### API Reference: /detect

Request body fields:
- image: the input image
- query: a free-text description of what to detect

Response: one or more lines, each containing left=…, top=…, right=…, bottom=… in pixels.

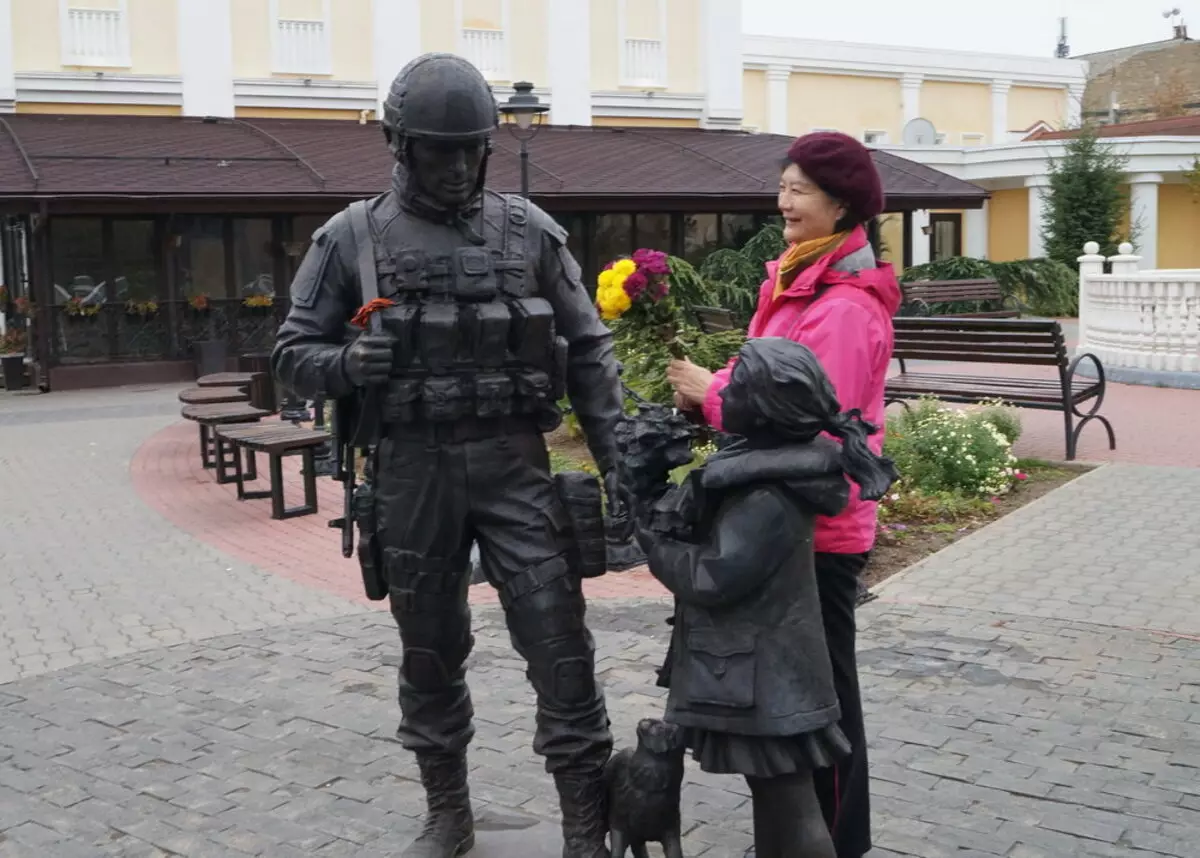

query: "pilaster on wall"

left=1066, top=83, right=1085, bottom=129
left=178, top=0, right=234, bottom=117
left=965, top=203, right=989, bottom=259
left=0, top=0, right=14, bottom=112
left=375, top=0, right=422, bottom=120
left=766, top=65, right=790, bottom=135
left=990, top=79, right=1011, bottom=144
left=547, top=0, right=591, bottom=126
left=910, top=209, right=931, bottom=267
left=900, top=73, right=922, bottom=125
left=1129, top=173, right=1163, bottom=269
left=700, top=0, right=743, bottom=129
left=1026, top=176, right=1051, bottom=259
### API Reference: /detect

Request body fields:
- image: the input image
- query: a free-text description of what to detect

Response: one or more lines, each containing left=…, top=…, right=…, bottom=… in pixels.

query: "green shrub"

left=900, top=255, right=1079, bottom=317
left=885, top=398, right=1021, bottom=497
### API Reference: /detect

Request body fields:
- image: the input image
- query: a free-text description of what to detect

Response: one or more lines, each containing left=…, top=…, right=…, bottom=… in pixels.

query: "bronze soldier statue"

left=272, top=53, right=629, bottom=858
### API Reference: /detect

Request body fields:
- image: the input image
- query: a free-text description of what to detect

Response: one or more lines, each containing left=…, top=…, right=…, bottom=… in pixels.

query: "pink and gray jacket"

left=701, top=225, right=902, bottom=555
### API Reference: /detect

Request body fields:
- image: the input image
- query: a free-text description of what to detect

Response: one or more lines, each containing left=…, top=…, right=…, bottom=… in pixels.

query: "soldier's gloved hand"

left=344, top=334, right=394, bottom=387
left=603, top=467, right=636, bottom=541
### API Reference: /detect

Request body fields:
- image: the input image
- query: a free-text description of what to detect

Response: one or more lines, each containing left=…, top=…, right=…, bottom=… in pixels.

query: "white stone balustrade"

left=62, top=7, right=129, bottom=67
left=274, top=18, right=330, bottom=74
left=1077, top=241, right=1200, bottom=380
left=622, top=38, right=666, bottom=87
left=462, top=28, right=508, bottom=81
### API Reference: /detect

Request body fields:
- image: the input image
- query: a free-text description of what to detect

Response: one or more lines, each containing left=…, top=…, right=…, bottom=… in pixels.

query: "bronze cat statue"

left=604, top=718, right=686, bottom=858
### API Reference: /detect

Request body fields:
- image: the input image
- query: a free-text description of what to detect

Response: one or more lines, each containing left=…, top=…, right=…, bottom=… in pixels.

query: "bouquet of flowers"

left=595, top=248, right=683, bottom=357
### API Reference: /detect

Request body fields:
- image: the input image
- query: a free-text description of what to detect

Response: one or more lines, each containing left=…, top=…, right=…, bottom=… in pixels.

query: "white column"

left=990, top=79, right=1011, bottom=143
left=965, top=201, right=989, bottom=259
left=900, top=73, right=922, bottom=125
left=1066, top=83, right=1085, bottom=128
left=700, top=0, right=742, bottom=129
left=547, top=0, right=591, bottom=125
left=910, top=210, right=931, bottom=267
left=1026, top=176, right=1050, bottom=258
left=1129, top=172, right=1162, bottom=269
left=178, top=0, right=235, bottom=116
left=766, top=65, right=790, bottom=135
left=1076, top=241, right=1105, bottom=356
left=0, top=0, right=14, bottom=112
left=375, top=0, right=423, bottom=120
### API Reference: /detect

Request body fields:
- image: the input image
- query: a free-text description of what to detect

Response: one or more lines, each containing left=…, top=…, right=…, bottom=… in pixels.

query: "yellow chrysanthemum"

left=613, top=259, right=636, bottom=277
left=597, top=269, right=616, bottom=290
left=595, top=282, right=631, bottom=320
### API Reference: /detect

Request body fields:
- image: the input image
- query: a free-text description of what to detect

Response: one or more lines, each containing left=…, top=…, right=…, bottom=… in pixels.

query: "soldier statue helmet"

left=271, top=52, right=630, bottom=858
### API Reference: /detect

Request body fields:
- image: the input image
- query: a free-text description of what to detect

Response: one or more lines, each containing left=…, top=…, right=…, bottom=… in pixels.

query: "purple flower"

left=623, top=270, right=648, bottom=299
left=649, top=279, right=669, bottom=301
left=632, top=248, right=671, bottom=277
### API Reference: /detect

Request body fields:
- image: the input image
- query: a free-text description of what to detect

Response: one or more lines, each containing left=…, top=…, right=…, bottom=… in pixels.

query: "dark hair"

left=724, top=338, right=898, bottom=501
left=778, top=158, right=863, bottom=233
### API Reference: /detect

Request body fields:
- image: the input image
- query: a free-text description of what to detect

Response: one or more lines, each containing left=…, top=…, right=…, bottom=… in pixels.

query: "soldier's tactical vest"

left=369, top=193, right=566, bottom=432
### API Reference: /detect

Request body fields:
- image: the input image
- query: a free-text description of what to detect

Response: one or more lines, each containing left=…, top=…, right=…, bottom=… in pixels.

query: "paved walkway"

left=0, top=385, right=1198, bottom=857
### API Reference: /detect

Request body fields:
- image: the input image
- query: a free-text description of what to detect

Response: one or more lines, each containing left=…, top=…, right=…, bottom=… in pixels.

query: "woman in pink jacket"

left=668, top=131, right=900, bottom=858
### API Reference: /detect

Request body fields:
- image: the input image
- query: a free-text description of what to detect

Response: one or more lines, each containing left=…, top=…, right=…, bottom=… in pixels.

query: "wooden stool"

left=197, top=372, right=257, bottom=388
left=179, top=387, right=250, bottom=406
left=214, top=423, right=331, bottom=519
left=181, top=402, right=271, bottom=473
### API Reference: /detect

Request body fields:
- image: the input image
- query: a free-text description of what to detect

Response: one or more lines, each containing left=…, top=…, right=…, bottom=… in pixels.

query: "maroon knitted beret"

left=786, top=131, right=885, bottom=222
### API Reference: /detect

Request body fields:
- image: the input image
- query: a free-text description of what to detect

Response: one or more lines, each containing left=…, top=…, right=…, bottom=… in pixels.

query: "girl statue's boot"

left=403, top=753, right=475, bottom=858
left=553, top=770, right=610, bottom=858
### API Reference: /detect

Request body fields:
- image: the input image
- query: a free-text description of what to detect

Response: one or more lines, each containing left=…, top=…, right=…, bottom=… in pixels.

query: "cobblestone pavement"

left=2, top=386, right=1200, bottom=856
left=876, top=464, right=1200, bottom=637
left=0, top=599, right=1197, bottom=857
left=0, top=387, right=363, bottom=684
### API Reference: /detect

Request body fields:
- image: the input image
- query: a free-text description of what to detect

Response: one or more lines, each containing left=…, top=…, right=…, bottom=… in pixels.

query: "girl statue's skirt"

left=687, top=723, right=852, bottom=777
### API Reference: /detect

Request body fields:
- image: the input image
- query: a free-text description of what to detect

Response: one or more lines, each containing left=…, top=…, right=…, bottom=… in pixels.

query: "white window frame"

left=454, top=0, right=512, bottom=82
left=809, top=127, right=839, bottom=133
left=617, top=0, right=669, bottom=88
left=59, top=0, right=131, bottom=68
left=863, top=129, right=889, bottom=145
left=961, top=132, right=986, bottom=146
left=934, top=132, right=947, bottom=145
left=269, top=0, right=333, bottom=76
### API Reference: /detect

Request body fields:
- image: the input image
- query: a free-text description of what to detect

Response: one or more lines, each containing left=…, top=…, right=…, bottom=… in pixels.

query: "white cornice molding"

left=233, top=77, right=376, bottom=111
left=15, top=71, right=181, bottom=104
left=591, top=90, right=705, bottom=119
left=877, top=137, right=1200, bottom=184
left=743, top=34, right=1089, bottom=88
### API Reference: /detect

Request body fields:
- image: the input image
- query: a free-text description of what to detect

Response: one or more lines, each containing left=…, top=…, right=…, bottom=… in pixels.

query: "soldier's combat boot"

left=402, top=753, right=475, bottom=858
left=554, top=770, right=610, bottom=858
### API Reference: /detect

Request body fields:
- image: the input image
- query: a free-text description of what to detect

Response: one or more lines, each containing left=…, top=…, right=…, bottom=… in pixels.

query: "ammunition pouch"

left=353, top=478, right=388, bottom=600
left=554, top=471, right=608, bottom=579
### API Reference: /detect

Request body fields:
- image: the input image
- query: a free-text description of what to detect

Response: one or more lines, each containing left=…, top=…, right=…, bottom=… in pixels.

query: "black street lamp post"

left=499, top=81, right=550, bottom=198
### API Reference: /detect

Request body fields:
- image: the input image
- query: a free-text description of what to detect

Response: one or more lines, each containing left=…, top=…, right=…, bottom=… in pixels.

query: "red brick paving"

left=130, top=421, right=667, bottom=605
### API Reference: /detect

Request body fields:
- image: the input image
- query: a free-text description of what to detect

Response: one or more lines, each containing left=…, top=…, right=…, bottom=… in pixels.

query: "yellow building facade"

left=0, top=0, right=738, bottom=128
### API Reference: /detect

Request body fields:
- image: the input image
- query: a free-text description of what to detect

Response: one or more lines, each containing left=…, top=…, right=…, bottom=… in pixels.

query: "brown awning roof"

left=0, top=114, right=987, bottom=211
left=1027, top=114, right=1200, bottom=140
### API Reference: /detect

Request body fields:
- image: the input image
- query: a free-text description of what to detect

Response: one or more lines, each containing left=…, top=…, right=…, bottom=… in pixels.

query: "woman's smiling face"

left=777, top=163, right=848, bottom=244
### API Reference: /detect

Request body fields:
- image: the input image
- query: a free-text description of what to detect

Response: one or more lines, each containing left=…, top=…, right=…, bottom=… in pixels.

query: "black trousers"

left=373, top=429, right=612, bottom=775
left=811, top=552, right=872, bottom=858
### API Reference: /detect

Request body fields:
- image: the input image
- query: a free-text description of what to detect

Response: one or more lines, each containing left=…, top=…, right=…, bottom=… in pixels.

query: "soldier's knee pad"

left=401, top=648, right=452, bottom=692
left=525, top=637, right=598, bottom=707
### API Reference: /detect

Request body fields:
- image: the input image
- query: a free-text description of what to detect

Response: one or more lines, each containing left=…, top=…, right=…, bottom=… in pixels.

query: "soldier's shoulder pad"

left=312, top=210, right=353, bottom=246
left=524, top=201, right=569, bottom=246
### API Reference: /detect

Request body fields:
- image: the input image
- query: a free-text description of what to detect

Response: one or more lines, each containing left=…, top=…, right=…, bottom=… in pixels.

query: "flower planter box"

left=1, top=353, right=27, bottom=391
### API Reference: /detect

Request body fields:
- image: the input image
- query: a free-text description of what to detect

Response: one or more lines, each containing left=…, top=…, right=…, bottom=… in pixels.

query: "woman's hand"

left=667, top=358, right=715, bottom=407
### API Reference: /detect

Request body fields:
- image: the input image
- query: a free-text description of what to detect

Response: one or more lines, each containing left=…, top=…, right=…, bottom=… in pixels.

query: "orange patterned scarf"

left=773, top=229, right=852, bottom=299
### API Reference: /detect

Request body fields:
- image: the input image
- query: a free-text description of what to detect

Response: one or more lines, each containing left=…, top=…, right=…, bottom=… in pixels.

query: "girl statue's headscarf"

left=720, top=337, right=899, bottom=501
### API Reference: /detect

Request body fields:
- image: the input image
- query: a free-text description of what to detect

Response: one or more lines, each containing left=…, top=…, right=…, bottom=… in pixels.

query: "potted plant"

left=1, top=327, right=27, bottom=391
left=242, top=294, right=274, bottom=314
left=186, top=292, right=226, bottom=376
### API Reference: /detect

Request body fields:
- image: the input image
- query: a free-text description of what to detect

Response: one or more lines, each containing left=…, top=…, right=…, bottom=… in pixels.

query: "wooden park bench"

left=884, top=318, right=1116, bottom=461
left=213, top=423, right=331, bottom=520
left=180, top=402, right=272, bottom=472
left=692, top=306, right=739, bottom=333
left=196, top=370, right=275, bottom=411
left=900, top=279, right=1021, bottom=318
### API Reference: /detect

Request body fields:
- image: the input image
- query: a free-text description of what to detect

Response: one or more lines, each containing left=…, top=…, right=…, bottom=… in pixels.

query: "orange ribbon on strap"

left=351, top=297, right=396, bottom=329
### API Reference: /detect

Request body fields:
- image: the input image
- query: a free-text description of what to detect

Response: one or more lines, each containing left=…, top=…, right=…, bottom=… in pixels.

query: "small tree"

left=1041, top=125, right=1131, bottom=268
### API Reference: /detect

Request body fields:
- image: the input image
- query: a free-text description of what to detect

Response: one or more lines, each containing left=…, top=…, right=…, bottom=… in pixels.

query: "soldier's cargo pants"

left=374, top=425, right=613, bottom=774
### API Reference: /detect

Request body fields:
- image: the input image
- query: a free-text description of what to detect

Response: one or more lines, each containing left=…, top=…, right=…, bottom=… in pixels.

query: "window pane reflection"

left=51, top=218, right=104, bottom=306
left=112, top=220, right=158, bottom=303
left=592, top=214, right=632, bottom=270
left=233, top=219, right=274, bottom=297
left=683, top=214, right=720, bottom=264
left=177, top=216, right=227, bottom=300
left=721, top=214, right=759, bottom=250
left=634, top=213, right=671, bottom=252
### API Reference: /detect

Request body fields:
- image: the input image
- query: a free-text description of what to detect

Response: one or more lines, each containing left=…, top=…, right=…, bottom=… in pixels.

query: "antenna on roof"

left=1056, top=17, right=1069, bottom=58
